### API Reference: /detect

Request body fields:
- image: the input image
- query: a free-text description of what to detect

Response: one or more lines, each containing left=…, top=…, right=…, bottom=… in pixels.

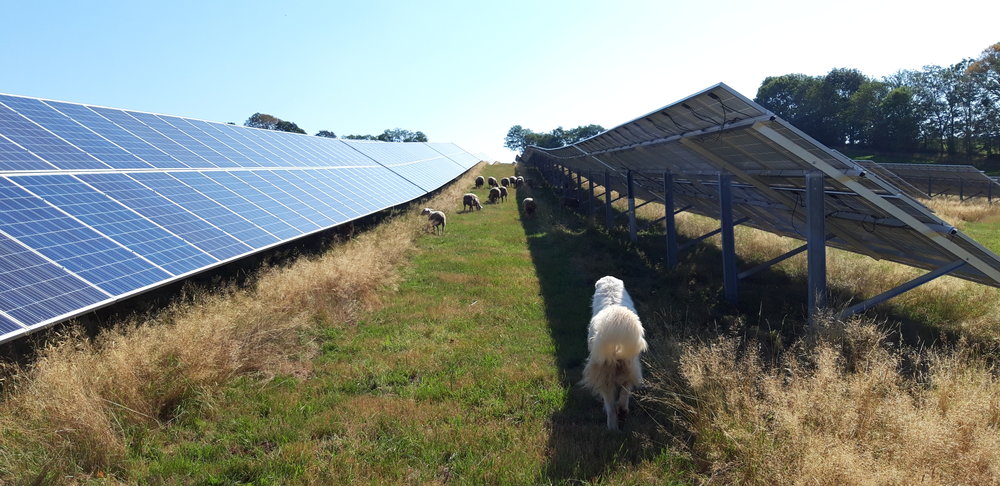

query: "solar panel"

left=522, top=83, right=1000, bottom=292
left=857, top=162, right=1000, bottom=199
left=0, top=93, right=479, bottom=343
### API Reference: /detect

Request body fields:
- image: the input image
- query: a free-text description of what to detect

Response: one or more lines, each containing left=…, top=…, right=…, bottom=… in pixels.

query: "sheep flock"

left=419, top=175, right=530, bottom=235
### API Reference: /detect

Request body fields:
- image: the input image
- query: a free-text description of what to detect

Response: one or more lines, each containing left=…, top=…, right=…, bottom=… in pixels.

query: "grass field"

left=1, top=163, right=998, bottom=484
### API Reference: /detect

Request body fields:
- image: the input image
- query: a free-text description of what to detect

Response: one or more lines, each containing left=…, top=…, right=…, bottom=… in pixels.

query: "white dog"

left=581, top=276, right=647, bottom=430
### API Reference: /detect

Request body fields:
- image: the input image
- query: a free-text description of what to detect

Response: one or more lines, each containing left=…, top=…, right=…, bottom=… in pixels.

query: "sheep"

left=522, top=197, right=536, bottom=217
left=498, top=185, right=508, bottom=202
left=501, top=177, right=510, bottom=187
left=475, top=176, right=485, bottom=188
left=516, top=176, right=525, bottom=187
left=420, top=207, right=446, bottom=234
left=488, top=186, right=501, bottom=204
left=463, top=193, right=483, bottom=211
left=582, top=276, right=647, bottom=431
left=488, top=176, right=498, bottom=187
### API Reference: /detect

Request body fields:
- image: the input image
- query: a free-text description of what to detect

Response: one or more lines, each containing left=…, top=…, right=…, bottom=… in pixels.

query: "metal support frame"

left=738, top=243, right=809, bottom=280
left=838, top=260, right=967, bottom=319
left=719, top=173, right=738, bottom=304
left=678, top=216, right=751, bottom=251
left=588, top=171, right=595, bottom=215
left=664, top=172, right=679, bottom=267
left=604, top=170, right=613, bottom=230
left=806, top=172, right=828, bottom=318
left=627, top=170, right=638, bottom=242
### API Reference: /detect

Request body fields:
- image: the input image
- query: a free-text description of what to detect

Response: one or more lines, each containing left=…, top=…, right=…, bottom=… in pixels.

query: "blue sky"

left=2, top=0, right=998, bottom=162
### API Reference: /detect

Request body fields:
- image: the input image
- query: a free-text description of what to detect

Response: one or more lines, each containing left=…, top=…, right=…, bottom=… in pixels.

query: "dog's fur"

left=581, top=276, right=647, bottom=430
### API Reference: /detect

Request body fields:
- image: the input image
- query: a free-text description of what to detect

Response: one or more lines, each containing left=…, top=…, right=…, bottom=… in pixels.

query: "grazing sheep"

left=475, top=176, right=485, bottom=188
left=517, top=176, right=525, bottom=187
left=498, top=186, right=508, bottom=202
left=501, top=177, right=510, bottom=187
left=488, top=186, right=501, bottom=204
left=420, top=207, right=446, bottom=234
left=522, top=197, right=536, bottom=217
left=463, top=193, right=483, bottom=211
left=488, top=176, right=498, bottom=187
left=582, top=276, right=647, bottom=431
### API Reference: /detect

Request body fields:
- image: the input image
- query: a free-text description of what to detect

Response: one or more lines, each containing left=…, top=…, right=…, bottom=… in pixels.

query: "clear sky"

left=2, top=0, right=998, bottom=162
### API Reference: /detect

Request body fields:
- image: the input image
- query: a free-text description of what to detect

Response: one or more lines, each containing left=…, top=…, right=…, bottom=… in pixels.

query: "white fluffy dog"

left=581, top=276, right=647, bottom=430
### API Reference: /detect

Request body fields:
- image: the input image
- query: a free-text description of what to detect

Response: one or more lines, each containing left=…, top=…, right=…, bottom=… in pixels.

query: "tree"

left=376, top=128, right=428, bottom=142
left=274, top=120, right=305, bottom=134
left=504, top=125, right=532, bottom=151
left=503, top=124, right=606, bottom=151
left=316, top=130, right=337, bottom=138
left=244, top=112, right=305, bottom=134
left=342, top=129, right=427, bottom=142
left=564, top=124, right=605, bottom=144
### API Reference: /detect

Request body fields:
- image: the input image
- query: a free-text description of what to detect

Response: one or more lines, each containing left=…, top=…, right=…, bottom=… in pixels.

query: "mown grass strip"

left=116, top=164, right=690, bottom=484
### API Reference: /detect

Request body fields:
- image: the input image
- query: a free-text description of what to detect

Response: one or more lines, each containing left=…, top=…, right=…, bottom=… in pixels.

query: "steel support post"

left=627, top=170, right=638, bottom=242
left=604, top=170, right=613, bottom=231
left=588, top=171, right=595, bottom=215
left=806, top=172, right=828, bottom=319
left=719, top=173, right=738, bottom=304
left=664, top=172, right=679, bottom=268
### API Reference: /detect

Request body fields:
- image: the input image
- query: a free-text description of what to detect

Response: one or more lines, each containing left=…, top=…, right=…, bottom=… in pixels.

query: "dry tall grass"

left=922, top=195, right=997, bottom=225
left=0, top=166, right=483, bottom=482
left=646, top=314, right=1000, bottom=485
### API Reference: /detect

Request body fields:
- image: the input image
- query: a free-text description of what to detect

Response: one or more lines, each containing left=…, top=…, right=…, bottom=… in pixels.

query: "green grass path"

left=127, top=165, right=688, bottom=484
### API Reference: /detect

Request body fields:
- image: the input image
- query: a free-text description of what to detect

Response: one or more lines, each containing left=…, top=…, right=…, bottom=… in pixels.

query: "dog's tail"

left=588, top=305, right=647, bottom=364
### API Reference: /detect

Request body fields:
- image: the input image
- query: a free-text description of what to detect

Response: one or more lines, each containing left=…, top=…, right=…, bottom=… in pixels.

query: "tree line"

left=503, top=43, right=999, bottom=160
left=755, top=42, right=999, bottom=157
left=244, top=113, right=427, bottom=142
left=503, top=124, right=606, bottom=152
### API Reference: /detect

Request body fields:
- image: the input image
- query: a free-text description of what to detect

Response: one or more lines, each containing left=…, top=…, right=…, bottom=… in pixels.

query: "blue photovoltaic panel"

left=89, top=107, right=209, bottom=168
left=0, top=178, right=170, bottom=295
left=247, top=171, right=339, bottom=227
left=0, top=92, right=479, bottom=342
left=265, top=170, right=350, bottom=222
left=427, top=142, right=479, bottom=169
left=43, top=100, right=169, bottom=169
left=129, top=112, right=238, bottom=168
left=0, top=103, right=108, bottom=171
left=128, top=172, right=281, bottom=250
left=343, top=140, right=463, bottom=192
left=227, top=170, right=331, bottom=228
left=0, top=233, right=108, bottom=327
left=11, top=174, right=218, bottom=276
left=167, top=171, right=302, bottom=241
left=0, top=95, right=148, bottom=170
left=168, top=118, right=258, bottom=167
left=76, top=173, right=252, bottom=260
left=200, top=171, right=320, bottom=233
left=186, top=119, right=270, bottom=166
left=0, top=314, right=21, bottom=335
left=0, top=133, right=54, bottom=171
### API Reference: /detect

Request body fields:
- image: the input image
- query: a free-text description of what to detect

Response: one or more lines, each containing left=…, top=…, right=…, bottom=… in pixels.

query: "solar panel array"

left=522, top=83, right=1000, bottom=290
left=855, top=161, right=1000, bottom=199
left=0, top=93, right=478, bottom=343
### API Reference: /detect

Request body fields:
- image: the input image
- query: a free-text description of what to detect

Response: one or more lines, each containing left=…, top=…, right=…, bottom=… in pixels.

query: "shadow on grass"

left=517, top=168, right=698, bottom=481
left=516, top=166, right=966, bottom=481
